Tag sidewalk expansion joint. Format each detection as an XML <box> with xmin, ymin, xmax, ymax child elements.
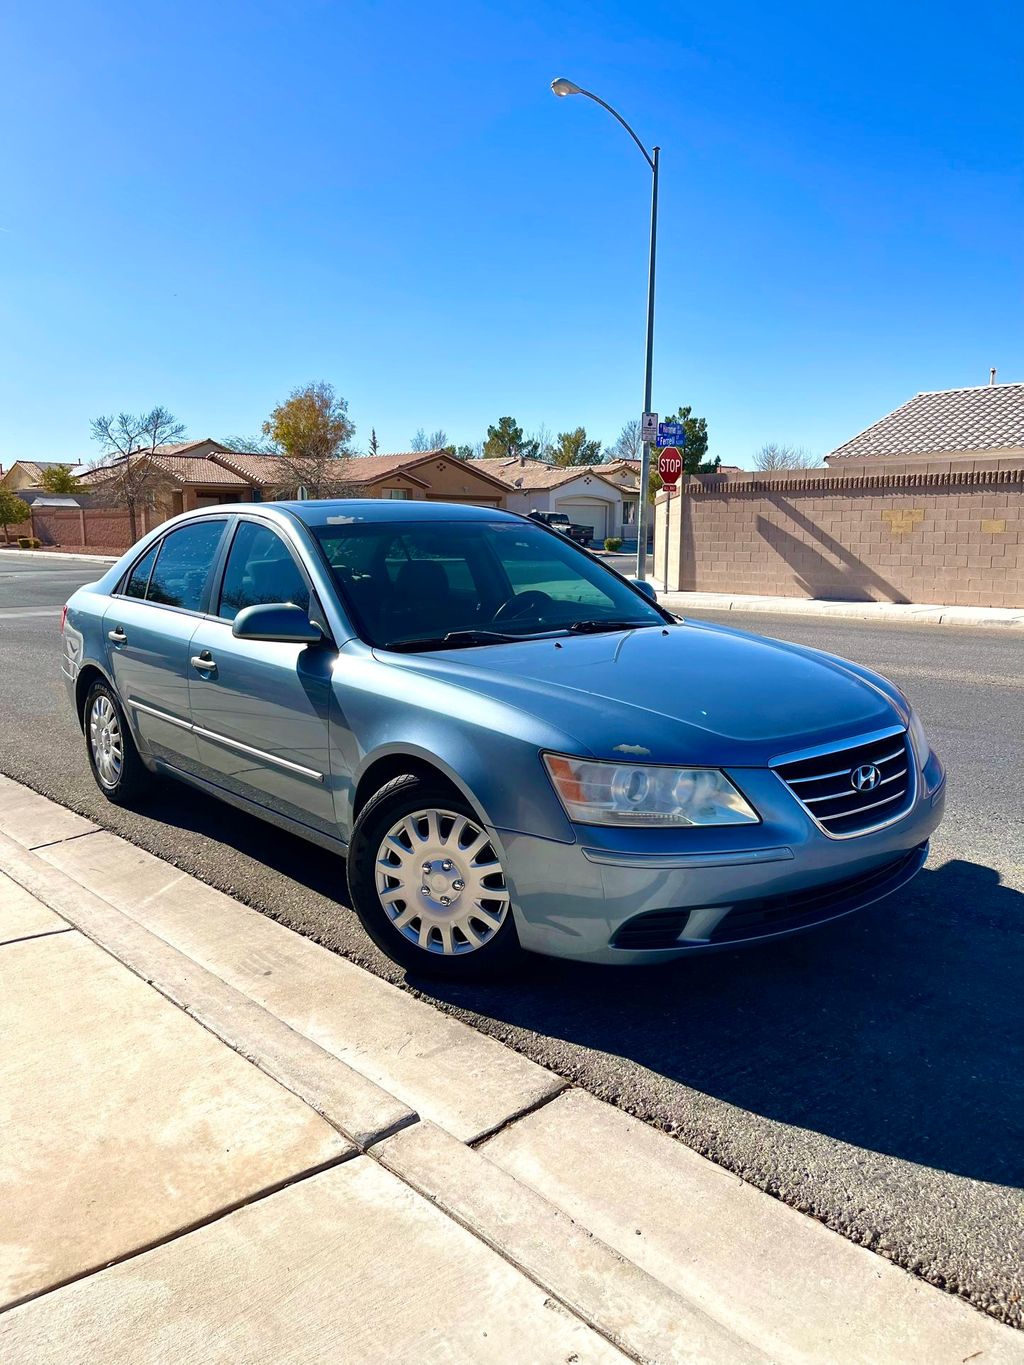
<box><xmin>0</xmin><ymin>926</ymin><xmax>74</xmax><ymax>949</ymax></box>
<box><xmin>0</xmin><ymin>1150</ymin><xmax>356</xmax><ymax>1319</ymax></box>
<box><xmin>467</xmin><ymin>1084</ymin><xmax>570</xmax><ymax>1148</ymax></box>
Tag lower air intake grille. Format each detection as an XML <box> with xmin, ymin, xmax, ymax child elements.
<box><xmin>772</xmin><ymin>728</ymin><xmax>914</xmax><ymax>837</ymax></box>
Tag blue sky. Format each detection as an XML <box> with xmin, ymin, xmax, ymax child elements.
<box><xmin>2</xmin><ymin>0</ymin><xmax>1021</xmax><ymax>467</ymax></box>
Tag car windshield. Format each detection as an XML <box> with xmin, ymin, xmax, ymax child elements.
<box><xmin>311</xmin><ymin>519</ymin><xmax>667</xmax><ymax>650</ymax></box>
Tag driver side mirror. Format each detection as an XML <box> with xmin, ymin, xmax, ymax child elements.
<box><xmin>631</xmin><ymin>578</ymin><xmax>658</xmax><ymax>603</ymax></box>
<box><xmin>232</xmin><ymin>602</ymin><xmax>323</xmax><ymax>645</ymax></box>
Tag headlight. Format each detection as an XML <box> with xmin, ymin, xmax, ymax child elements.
<box><xmin>543</xmin><ymin>754</ymin><xmax>759</xmax><ymax>827</ymax></box>
<box><xmin>907</xmin><ymin>707</ymin><xmax>930</xmax><ymax>768</ymax></box>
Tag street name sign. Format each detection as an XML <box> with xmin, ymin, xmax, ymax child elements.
<box><xmin>657</xmin><ymin>421</ymin><xmax>686</xmax><ymax>448</ymax></box>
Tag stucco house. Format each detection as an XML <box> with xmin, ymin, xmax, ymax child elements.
<box><xmin>825</xmin><ymin>380</ymin><xmax>1024</xmax><ymax>465</ymax></box>
<box><xmin>1</xmin><ymin>459</ymin><xmax>87</xmax><ymax>492</ymax></box>
<box><xmin>472</xmin><ymin>457</ymin><xmax>640</xmax><ymax>541</ymax></box>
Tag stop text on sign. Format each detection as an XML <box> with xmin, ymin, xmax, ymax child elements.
<box><xmin>658</xmin><ymin>447</ymin><xmax>682</xmax><ymax>486</ymax></box>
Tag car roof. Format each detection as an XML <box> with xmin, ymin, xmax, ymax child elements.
<box><xmin>270</xmin><ymin>499</ymin><xmax>522</xmax><ymax>528</ymax></box>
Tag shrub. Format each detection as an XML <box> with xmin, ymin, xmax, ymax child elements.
<box><xmin>603</xmin><ymin>536</ymin><xmax>623</xmax><ymax>553</ymax></box>
<box><xmin>17</xmin><ymin>537</ymin><xmax>42</xmax><ymax>549</ymax></box>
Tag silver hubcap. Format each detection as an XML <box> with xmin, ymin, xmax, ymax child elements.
<box><xmin>375</xmin><ymin>808</ymin><xmax>510</xmax><ymax>955</ymax></box>
<box><xmin>89</xmin><ymin>695</ymin><xmax>123</xmax><ymax>788</ymax></box>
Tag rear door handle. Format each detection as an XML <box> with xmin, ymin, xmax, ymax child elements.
<box><xmin>190</xmin><ymin>650</ymin><xmax>217</xmax><ymax>674</ymax></box>
<box><xmin>108</xmin><ymin>627</ymin><xmax>127</xmax><ymax>644</ymax></box>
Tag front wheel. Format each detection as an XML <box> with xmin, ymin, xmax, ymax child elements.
<box><xmin>84</xmin><ymin>679</ymin><xmax>151</xmax><ymax>805</ymax></box>
<box><xmin>346</xmin><ymin>774</ymin><xmax>522</xmax><ymax>978</ymax></box>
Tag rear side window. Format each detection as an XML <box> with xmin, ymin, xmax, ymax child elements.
<box><xmin>218</xmin><ymin>521</ymin><xmax>310</xmax><ymax>622</ymax></box>
<box><xmin>123</xmin><ymin>543</ymin><xmax>159</xmax><ymax>599</ymax></box>
<box><xmin>146</xmin><ymin>521</ymin><xmax>227</xmax><ymax>612</ymax></box>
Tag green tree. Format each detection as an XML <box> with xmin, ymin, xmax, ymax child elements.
<box><xmin>262</xmin><ymin>381</ymin><xmax>355</xmax><ymax>497</ymax></box>
<box><xmin>368</xmin><ymin>428</ymin><xmax>380</xmax><ymax>458</ymax></box>
<box><xmin>40</xmin><ymin>463</ymin><xmax>81</xmax><ymax>494</ymax></box>
<box><xmin>0</xmin><ymin>487</ymin><xmax>30</xmax><ymax>543</ymax></box>
<box><xmin>483</xmin><ymin>416</ymin><xmax>526</xmax><ymax>460</ymax></box>
<box><xmin>90</xmin><ymin>406</ymin><xmax>187</xmax><ymax>541</ymax></box>
<box><xmin>552</xmin><ymin>426</ymin><xmax>603</xmax><ymax>467</ymax></box>
<box><xmin>221</xmin><ymin>434</ymin><xmax>280</xmax><ymax>454</ymax></box>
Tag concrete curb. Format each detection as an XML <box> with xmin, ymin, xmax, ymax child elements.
<box><xmin>0</xmin><ymin>831</ymin><xmax>416</xmax><ymax>1151</ymax></box>
<box><xmin>374</xmin><ymin>1120</ymin><xmax>766</xmax><ymax>1364</ymax></box>
<box><xmin>0</xmin><ymin>547</ymin><xmax>118</xmax><ymax>565</ymax></box>
<box><xmin>652</xmin><ymin>585</ymin><xmax>1024</xmax><ymax>627</ymax></box>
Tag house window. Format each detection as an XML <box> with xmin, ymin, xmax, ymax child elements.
<box><xmin>380</xmin><ymin>488</ymin><xmax>411</xmax><ymax>500</ymax></box>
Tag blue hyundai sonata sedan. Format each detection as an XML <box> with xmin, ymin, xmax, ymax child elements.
<box><xmin>62</xmin><ymin>500</ymin><xmax>945</xmax><ymax>977</ymax></box>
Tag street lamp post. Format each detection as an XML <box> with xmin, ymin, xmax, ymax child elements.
<box><xmin>551</xmin><ymin>77</ymin><xmax>660</xmax><ymax>581</ymax></box>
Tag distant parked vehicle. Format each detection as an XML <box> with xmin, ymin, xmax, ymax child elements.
<box><xmin>526</xmin><ymin>509</ymin><xmax>594</xmax><ymax>547</ymax></box>
<box><xmin>62</xmin><ymin>500</ymin><xmax>944</xmax><ymax>979</ymax></box>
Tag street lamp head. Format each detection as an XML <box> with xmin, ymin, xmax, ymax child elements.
<box><xmin>551</xmin><ymin>77</ymin><xmax>583</xmax><ymax>97</ymax></box>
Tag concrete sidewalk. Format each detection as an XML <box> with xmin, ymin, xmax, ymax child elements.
<box><xmin>651</xmin><ymin>584</ymin><xmax>1024</xmax><ymax>627</ymax></box>
<box><xmin>0</xmin><ymin>775</ymin><xmax>1021</xmax><ymax>1363</ymax></box>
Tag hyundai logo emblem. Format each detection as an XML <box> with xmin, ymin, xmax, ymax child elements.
<box><xmin>850</xmin><ymin>763</ymin><xmax>881</xmax><ymax>792</ymax></box>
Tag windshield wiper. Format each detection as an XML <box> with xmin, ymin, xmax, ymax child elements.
<box><xmin>565</xmin><ymin>618</ymin><xmax>660</xmax><ymax>635</ymax></box>
<box><xmin>384</xmin><ymin>629</ymin><xmax>530</xmax><ymax>653</ymax></box>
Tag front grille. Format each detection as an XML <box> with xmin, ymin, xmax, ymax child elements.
<box><xmin>772</xmin><ymin>728</ymin><xmax>914</xmax><ymax>837</ymax></box>
<box><xmin>610</xmin><ymin>844</ymin><xmax>925</xmax><ymax>950</ymax></box>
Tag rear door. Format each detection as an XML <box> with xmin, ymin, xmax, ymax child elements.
<box><xmin>186</xmin><ymin>517</ymin><xmax>336</xmax><ymax>834</ymax></box>
<box><xmin>104</xmin><ymin>518</ymin><xmax>229</xmax><ymax>769</ymax></box>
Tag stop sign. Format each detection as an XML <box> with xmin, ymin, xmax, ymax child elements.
<box><xmin>658</xmin><ymin>447</ymin><xmax>682</xmax><ymax>486</ymax></box>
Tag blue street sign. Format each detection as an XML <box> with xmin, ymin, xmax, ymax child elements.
<box><xmin>657</xmin><ymin>422</ymin><xmax>687</xmax><ymax>448</ymax></box>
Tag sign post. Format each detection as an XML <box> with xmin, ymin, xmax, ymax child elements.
<box><xmin>657</xmin><ymin>447</ymin><xmax>683</xmax><ymax>590</ymax></box>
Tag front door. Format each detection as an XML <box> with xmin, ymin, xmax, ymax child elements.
<box><xmin>186</xmin><ymin>518</ymin><xmax>336</xmax><ymax>834</ymax></box>
<box><xmin>104</xmin><ymin>519</ymin><xmax>229</xmax><ymax>768</ymax></box>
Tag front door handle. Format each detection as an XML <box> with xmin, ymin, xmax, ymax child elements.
<box><xmin>190</xmin><ymin>650</ymin><xmax>217</xmax><ymax>675</ymax></box>
<box><xmin>108</xmin><ymin>627</ymin><xmax>127</xmax><ymax>644</ymax></box>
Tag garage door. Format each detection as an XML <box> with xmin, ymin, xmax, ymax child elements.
<box><xmin>556</xmin><ymin>501</ymin><xmax>609</xmax><ymax>539</ymax></box>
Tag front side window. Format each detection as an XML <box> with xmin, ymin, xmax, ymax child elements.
<box><xmin>313</xmin><ymin>519</ymin><xmax>665</xmax><ymax>649</ymax></box>
<box><xmin>146</xmin><ymin>520</ymin><xmax>227</xmax><ymax>612</ymax></box>
<box><xmin>218</xmin><ymin>520</ymin><xmax>310</xmax><ymax>622</ymax></box>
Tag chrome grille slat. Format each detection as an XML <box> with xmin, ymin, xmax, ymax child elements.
<box><xmin>803</xmin><ymin>766</ymin><xmax>907</xmax><ymax>803</ymax></box>
<box><xmin>772</xmin><ymin>729</ymin><xmax>915</xmax><ymax>839</ymax></box>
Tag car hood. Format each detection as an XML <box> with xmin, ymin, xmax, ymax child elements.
<box><xmin>377</xmin><ymin>621</ymin><xmax>906</xmax><ymax>767</ymax></box>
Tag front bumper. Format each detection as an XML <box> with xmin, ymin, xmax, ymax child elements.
<box><xmin>496</xmin><ymin>750</ymin><xmax>946</xmax><ymax>964</ymax></box>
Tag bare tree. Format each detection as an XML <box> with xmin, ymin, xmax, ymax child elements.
<box><xmin>410</xmin><ymin>427</ymin><xmax>449</xmax><ymax>452</ymax></box>
<box><xmin>753</xmin><ymin>442</ymin><xmax>819</xmax><ymax>471</ymax></box>
<box><xmin>606</xmin><ymin>419</ymin><xmax>642</xmax><ymax>463</ymax></box>
<box><xmin>89</xmin><ymin>406</ymin><xmax>186</xmax><ymax>540</ymax></box>
<box><xmin>262</xmin><ymin>382</ymin><xmax>355</xmax><ymax>498</ymax></box>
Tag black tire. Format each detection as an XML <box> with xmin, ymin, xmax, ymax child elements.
<box><xmin>347</xmin><ymin>773</ymin><xmax>523</xmax><ymax>979</ymax></box>
<box><xmin>83</xmin><ymin>679</ymin><xmax>151</xmax><ymax>806</ymax></box>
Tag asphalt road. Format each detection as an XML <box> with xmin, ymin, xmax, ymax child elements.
<box><xmin>2</xmin><ymin>551</ymin><xmax>1022</xmax><ymax>1328</ymax></box>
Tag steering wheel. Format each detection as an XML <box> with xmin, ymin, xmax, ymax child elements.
<box><xmin>492</xmin><ymin>589</ymin><xmax>553</xmax><ymax>624</ymax></box>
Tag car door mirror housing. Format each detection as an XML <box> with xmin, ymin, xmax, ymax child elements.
<box><xmin>231</xmin><ymin>602</ymin><xmax>323</xmax><ymax>644</ymax></box>
<box><xmin>631</xmin><ymin>578</ymin><xmax>658</xmax><ymax>603</ymax></box>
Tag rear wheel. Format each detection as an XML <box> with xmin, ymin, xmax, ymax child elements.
<box><xmin>84</xmin><ymin>679</ymin><xmax>150</xmax><ymax>805</ymax></box>
<box><xmin>347</xmin><ymin>774</ymin><xmax>522</xmax><ymax>978</ymax></box>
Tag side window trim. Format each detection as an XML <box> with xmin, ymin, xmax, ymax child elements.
<box><xmin>113</xmin><ymin>517</ymin><xmax>229</xmax><ymax>618</ymax></box>
<box><xmin>116</xmin><ymin>537</ymin><xmax>163</xmax><ymax>598</ymax></box>
<box><xmin>214</xmin><ymin>515</ymin><xmax>316</xmax><ymax>622</ymax></box>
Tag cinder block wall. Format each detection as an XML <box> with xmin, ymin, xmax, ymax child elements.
<box><xmin>653</xmin><ymin>459</ymin><xmax>1024</xmax><ymax>608</ymax></box>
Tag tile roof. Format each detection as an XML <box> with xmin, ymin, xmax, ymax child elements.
<box><xmin>470</xmin><ymin>458</ymin><xmax>628</xmax><ymax>492</ymax></box>
<box><xmin>80</xmin><ymin>453</ymin><xmax>250</xmax><ymax>487</ymax></box>
<box><xmin>340</xmin><ymin>450</ymin><xmax>513</xmax><ymax>491</ymax></box>
<box><xmin>5</xmin><ymin>460</ymin><xmax>87</xmax><ymax>481</ymax></box>
<box><xmin>828</xmin><ymin>382</ymin><xmax>1024</xmax><ymax>460</ymax></box>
